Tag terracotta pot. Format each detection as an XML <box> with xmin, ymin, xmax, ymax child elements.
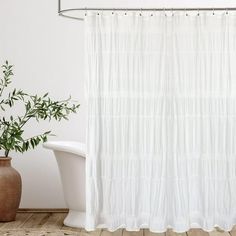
<box><xmin>0</xmin><ymin>157</ymin><xmax>22</xmax><ymax>222</ymax></box>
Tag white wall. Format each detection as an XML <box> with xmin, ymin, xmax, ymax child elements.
<box><xmin>0</xmin><ymin>0</ymin><xmax>235</xmax><ymax>208</ymax></box>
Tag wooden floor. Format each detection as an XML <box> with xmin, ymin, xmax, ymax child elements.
<box><xmin>0</xmin><ymin>213</ymin><xmax>236</xmax><ymax>236</ymax></box>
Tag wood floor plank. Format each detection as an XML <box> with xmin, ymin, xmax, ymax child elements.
<box><xmin>187</xmin><ymin>229</ymin><xmax>209</xmax><ymax>236</ymax></box>
<box><xmin>0</xmin><ymin>213</ymin><xmax>33</xmax><ymax>229</ymax></box>
<box><xmin>166</xmin><ymin>229</ymin><xmax>187</xmax><ymax>236</ymax></box>
<box><xmin>40</xmin><ymin>212</ymin><xmax>67</xmax><ymax>229</ymax></box>
<box><xmin>144</xmin><ymin>229</ymin><xmax>165</xmax><ymax>236</ymax></box>
<box><xmin>20</xmin><ymin>213</ymin><xmax>51</xmax><ymax>228</ymax></box>
<box><xmin>229</xmin><ymin>225</ymin><xmax>236</xmax><ymax>236</ymax></box>
<box><xmin>209</xmin><ymin>229</ymin><xmax>230</xmax><ymax>236</ymax></box>
<box><xmin>123</xmin><ymin>229</ymin><xmax>144</xmax><ymax>236</ymax></box>
<box><xmin>101</xmin><ymin>229</ymin><xmax>123</xmax><ymax>236</ymax></box>
<box><xmin>61</xmin><ymin>225</ymin><xmax>82</xmax><ymax>232</ymax></box>
<box><xmin>81</xmin><ymin>228</ymin><xmax>103</xmax><ymax>236</ymax></box>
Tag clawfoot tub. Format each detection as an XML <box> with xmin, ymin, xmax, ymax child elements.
<box><xmin>43</xmin><ymin>141</ymin><xmax>86</xmax><ymax>228</ymax></box>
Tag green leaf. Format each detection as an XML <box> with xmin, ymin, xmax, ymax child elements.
<box><xmin>0</xmin><ymin>60</ymin><xmax>80</xmax><ymax>156</ymax></box>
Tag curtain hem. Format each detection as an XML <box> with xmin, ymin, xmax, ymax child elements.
<box><xmin>85</xmin><ymin>213</ymin><xmax>236</xmax><ymax>233</ymax></box>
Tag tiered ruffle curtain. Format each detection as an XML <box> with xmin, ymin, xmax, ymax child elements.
<box><xmin>85</xmin><ymin>11</ymin><xmax>236</xmax><ymax>232</ymax></box>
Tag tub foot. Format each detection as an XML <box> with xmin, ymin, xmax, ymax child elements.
<box><xmin>63</xmin><ymin>210</ymin><xmax>85</xmax><ymax>228</ymax></box>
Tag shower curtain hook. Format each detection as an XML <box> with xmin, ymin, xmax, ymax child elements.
<box><xmin>197</xmin><ymin>8</ymin><xmax>200</xmax><ymax>16</ymax></box>
<box><xmin>172</xmin><ymin>8</ymin><xmax>174</xmax><ymax>16</ymax></box>
<box><xmin>185</xmin><ymin>8</ymin><xmax>188</xmax><ymax>16</ymax></box>
<box><xmin>163</xmin><ymin>7</ymin><xmax>166</xmax><ymax>16</ymax></box>
<box><xmin>140</xmin><ymin>8</ymin><xmax>142</xmax><ymax>16</ymax></box>
<box><xmin>212</xmin><ymin>8</ymin><xmax>215</xmax><ymax>15</ymax></box>
<box><xmin>85</xmin><ymin>7</ymin><xmax>87</xmax><ymax>16</ymax></box>
<box><xmin>226</xmin><ymin>8</ymin><xmax>228</xmax><ymax>15</ymax></box>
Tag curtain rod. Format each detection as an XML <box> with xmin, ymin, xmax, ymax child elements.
<box><xmin>58</xmin><ymin>0</ymin><xmax>236</xmax><ymax>21</ymax></box>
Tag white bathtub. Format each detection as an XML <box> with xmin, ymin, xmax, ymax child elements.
<box><xmin>43</xmin><ymin>141</ymin><xmax>86</xmax><ymax>228</ymax></box>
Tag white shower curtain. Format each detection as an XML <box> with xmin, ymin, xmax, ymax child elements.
<box><xmin>85</xmin><ymin>11</ymin><xmax>236</xmax><ymax>232</ymax></box>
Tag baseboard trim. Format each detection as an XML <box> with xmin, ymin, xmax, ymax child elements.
<box><xmin>18</xmin><ymin>208</ymin><xmax>69</xmax><ymax>213</ymax></box>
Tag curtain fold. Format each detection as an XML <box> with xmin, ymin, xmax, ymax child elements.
<box><xmin>85</xmin><ymin>11</ymin><xmax>236</xmax><ymax>232</ymax></box>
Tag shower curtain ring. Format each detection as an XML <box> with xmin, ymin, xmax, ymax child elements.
<box><xmin>185</xmin><ymin>8</ymin><xmax>188</xmax><ymax>16</ymax></box>
<box><xmin>140</xmin><ymin>8</ymin><xmax>142</xmax><ymax>16</ymax></box>
<box><xmin>163</xmin><ymin>7</ymin><xmax>166</xmax><ymax>16</ymax></box>
<box><xmin>212</xmin><ymin>8</ymin><xmax>215</xmax><ymax>15</ymax></box>
<box><xmin>226</xmin><ymin>8</ymin><xmax>228</xmax><ymax>14</ymax></box>
<box><xmin>85</xmin><ymin>7</ymin><xmax>87</xmax><ymax>16</ymax></box>
<box><xmin>197</xmin><ymin>8</ymin><xmax>200</xmax><ymax>16</ymax></box>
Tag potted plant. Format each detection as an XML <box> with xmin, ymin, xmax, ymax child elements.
<box><xmin>0</xmin><ymin>61</ymin><xmax>80</xmax><ymax>221</ymax></box>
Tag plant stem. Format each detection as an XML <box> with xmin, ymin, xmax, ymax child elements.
<box><xmin>4</xmin><ymin>150</ymin><xmax>9</xmax><ymax>157</ymax></box>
